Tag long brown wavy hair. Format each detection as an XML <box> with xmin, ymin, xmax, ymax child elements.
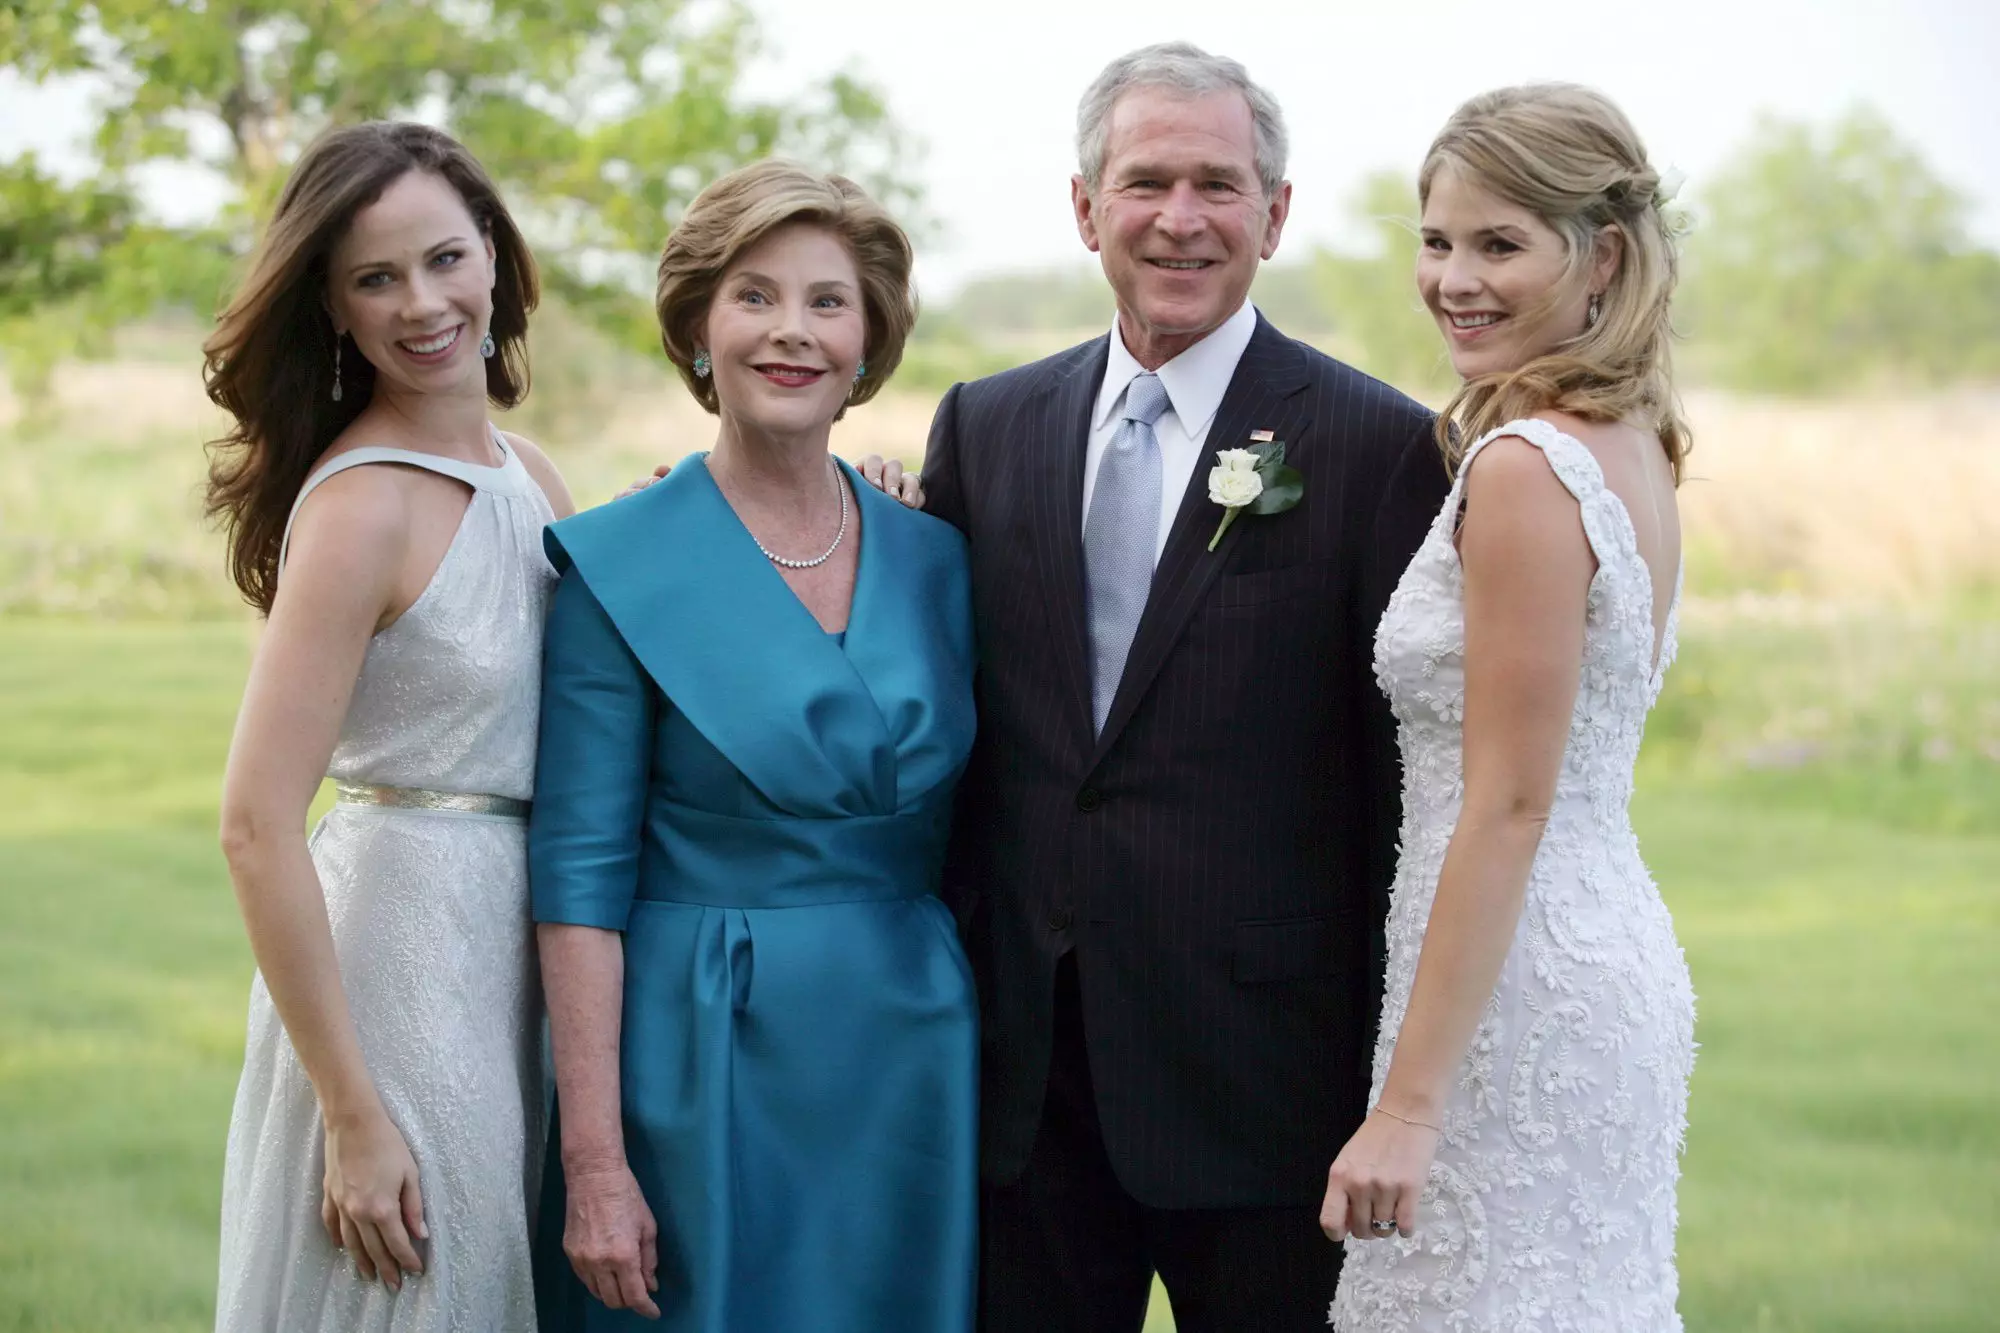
<box><xmin>1421</xmin><ymin>85</ymin><xmax>1690</xmax><ymax>482</ymax></box>
<box><xmin>202</xmin><ymin>122</ymin><xmax>539</xmax><ymax>614</ymax></box>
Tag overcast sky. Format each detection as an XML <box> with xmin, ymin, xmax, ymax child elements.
<box><xmin>3</xmin><ymin>0</ymin><xmax>1994</xmax><ymax>294</ymax></box>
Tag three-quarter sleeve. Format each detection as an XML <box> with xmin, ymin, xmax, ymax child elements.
<box><xmin>529</xmin><ymin>569</ymin><xmax>655</xmax><ymax>931</ymax></box>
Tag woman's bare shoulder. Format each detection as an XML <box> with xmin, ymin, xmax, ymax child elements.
<box><xmin>499</xmin><ymin>429</ymin><xmax>576</xmax><ymax>517</ymax></box>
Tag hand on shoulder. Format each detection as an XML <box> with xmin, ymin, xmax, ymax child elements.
<box><xmin>855</xmin><ymin>454</ymin><xmax>925</xmax><ymax>510</ymax></box>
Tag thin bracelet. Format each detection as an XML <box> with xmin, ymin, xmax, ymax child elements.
<box><xmin>1373</xmin><ymin>1104</ymin><xmax>1442</xmax><ymax>1133</ymax></box>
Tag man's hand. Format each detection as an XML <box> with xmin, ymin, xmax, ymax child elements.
<box><xmin>857</xmin><ymin>455</ymin><xmax>925</xmax><ymax>510</ymax></box>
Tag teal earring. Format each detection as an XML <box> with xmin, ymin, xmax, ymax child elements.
<box><xmin>693</xmin><ymin>350</ymin><xmax>711</xmax><ymax>379</ymax></box>
<box><xmin>853</xmin><ymin>360</ymin><xmax>866</xmax><ymax>382</ymax></box>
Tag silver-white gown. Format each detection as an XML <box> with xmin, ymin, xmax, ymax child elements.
<box><xmin>216</xmin><ymin>433</ymin><xmax>553</xmax><ymax>1333</ymax></box>
<box><xmin>1333</xmin><ymin>418</ymin><xmax>1697</xmax><ymax>1332</ymax></box>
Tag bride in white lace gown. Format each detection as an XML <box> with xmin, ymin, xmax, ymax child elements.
<box><xmin>1326</xmin><ymin>87</ymin><xmax>1696</xmax><ymax>1332</ymax></box>
<box><xmin>204</xmin><ymin>125</ymin><xmax>571</xmax><ymax>1332</ymax></box>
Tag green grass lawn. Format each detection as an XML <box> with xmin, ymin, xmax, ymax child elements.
<box><xmin>2</xmin><ymin>618</ymin><xmax>1997</xmax><ymax>1332</ymax></box>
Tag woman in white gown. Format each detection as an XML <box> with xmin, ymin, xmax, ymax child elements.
<box><xmin>203</xmin><ymin>122</ymin><xmax>572</xmax><ymax>1331</ymax></box>
<box><xmin>1326</xmin><ymin>85</ymin><xmax>1697</xmax><ymax>1331</ymax></box>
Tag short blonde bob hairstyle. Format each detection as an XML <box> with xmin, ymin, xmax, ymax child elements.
<box><xmin>655</xmin><ymin>159</ymin><xmax>917</xmax><ymax>416</ymax></box>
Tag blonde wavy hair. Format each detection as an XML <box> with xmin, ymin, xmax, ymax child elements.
<box><xmin>1421</xmin><ymin>84</ymin><xmax>1690</xmax><ymax>482</ymax></box>
<box><xmin>654</xmin><ymin>159</ymin><xmax>916</xmax><ymax>419</ymax></box>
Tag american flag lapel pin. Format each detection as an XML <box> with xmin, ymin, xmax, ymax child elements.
<box><xmin>1249</xmin><ymin>429</ymin><xmax>1275</xmax><ymax>442</ymax></box>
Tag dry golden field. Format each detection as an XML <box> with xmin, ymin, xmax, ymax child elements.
<box><xmin>4</xmin><ymin>338</ymin><xmax>1998</xmax><ymax>617</ymax></box>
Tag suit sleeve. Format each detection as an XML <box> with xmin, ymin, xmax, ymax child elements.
<box><xmin>528</xmin><ymin>569</ymin><xmax>656</xmax><ymax>931</ymax></box>
<box><xmin>920</xmin><ymin>381</ymin><xmax>970</xmax><ymax>535</ymax></box>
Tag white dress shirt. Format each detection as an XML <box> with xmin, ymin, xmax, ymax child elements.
<box><xmin>1081</xmin><ymin>300</ymin><xmax>1259</xmax><ymax>566</ymax></box>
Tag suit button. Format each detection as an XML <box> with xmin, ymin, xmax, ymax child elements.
<box><xmin>1075</xmin><ymin>787</ymin><xmax>1102</xmax><ymax>813</ymax></box>
<box><xmin>1048</xmin><ymin>905</ymin><xmax>1075</xmax><ymax>931</ymax></box>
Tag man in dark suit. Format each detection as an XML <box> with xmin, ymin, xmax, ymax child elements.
<box><xmin>910</xmin><ymin>41</ymin><xmax>1452</xmax><ymax>1333</ymax></box>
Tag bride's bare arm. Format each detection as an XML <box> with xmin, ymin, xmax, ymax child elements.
<box><xmin>1323</xmin><ymin>436</ymin><xmax>1594</xmax><ymax>1241</ymax></box>
<box><xmin>217</xmin><ymin>467</ymin><xmax>427</xmax><ymax>1286</ymax></box>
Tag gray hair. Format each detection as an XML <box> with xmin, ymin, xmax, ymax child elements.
<box><xmin>1076</xmin><ymin>42</ymin><xmax>1289</xmax><ymax>199</ymax></box>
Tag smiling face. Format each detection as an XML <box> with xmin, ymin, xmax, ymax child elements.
<box><xmin>326</xmin><ymin>170</ymin><xmax>496</xmax><ymax>400</ymax></box>
<box><xmin>699</xmin><ymin>221</ymin><xmax>866</xmax><ymax>442</ymax></box>
<box><xmin>1074</xmin><ymin>86</ymin><xmax>1290</xmax><ymax>368</ymax></box>
<box><xmin>1417</xmin><ymin>164</ymin><xmax>1616</xmax><ymax>381</ymax></box>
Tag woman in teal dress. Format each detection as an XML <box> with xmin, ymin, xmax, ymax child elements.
<box><xmin>529</xmin><ymin>161</ymin><xmax>975</xmax><ymax>1331</ymax></box>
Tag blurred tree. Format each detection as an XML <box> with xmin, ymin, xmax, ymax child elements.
<box><xmin>0</xmin><ymin>155</ymin><xmax>234</xmax><ymax>401</ymax></box>
<box><xmin>1311</xmin><ymin>170</ymin><xmax>1452</xmax><ymax>397</ymax></box>
<box><xmin>1681</xmin><ymin>108</ymin><xmax>2000</xmax><ymax>392</ymax></box>
<box><xmin>0</xmin><ymin>0</ymin><xmax>917</xmax><ymax>394</ymax></box>
<box><xmin>0</xmin><ymin>157</ymin><xmax>133</xmax><ymax>325</ymax></box>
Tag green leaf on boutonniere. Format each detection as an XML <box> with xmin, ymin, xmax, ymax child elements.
<box><xmin>1250</xmin><ymin>462</ymin><xmax>1304</xmax><ymax>515</ymax></box>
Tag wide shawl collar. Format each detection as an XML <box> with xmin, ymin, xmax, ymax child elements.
<box><xmin>1021</xmin><ymin>315</ymin><xmax>1316</xmax><ymax>768</ymax></box>
<box><xmin>543</xmin><ymin>455</ymin><xmax>973</xmax><ymax>818</ymax></box>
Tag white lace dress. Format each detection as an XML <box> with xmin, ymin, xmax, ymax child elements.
<box><xmin>215</xmin><ymin>435</ymin><xmax>554</xmax><ymax>1333</ymax></box>
<box><xmin>1331</xmin><ymin>419</ymin><xmax>1697</xmax><ymax>1333</ymax></box>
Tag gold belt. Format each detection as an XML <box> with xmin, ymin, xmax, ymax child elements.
<box><xmin>333</xmin><ymin>781</ymin><xmax>530</xmax><ymax>821</ymax></box>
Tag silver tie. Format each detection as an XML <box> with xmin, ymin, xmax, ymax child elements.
<box><xmin>1083</xmin><ymin>371</ymin><xmax>1171</xmax><ymax>733</ymax></box>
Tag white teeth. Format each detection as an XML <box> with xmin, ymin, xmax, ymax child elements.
<box><xmin>1155</xmin><ymin>260</ymin><xmax>1208</xmax><ymax>269</ymax></box>
<box><xmin>403</xmin><ymin>329</ymin><xmax>459</xmax><ymax>354</ymax></box>
<box><xmin>1450</xmin><ymin>313</ymin><xmax>1502</xmax><ymax>329</ymax></box>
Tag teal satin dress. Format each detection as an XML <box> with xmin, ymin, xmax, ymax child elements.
<box><xmin>528</xmin><ymin>456</ymin><xmax>978</xmax><ymax>1332</ymax></box>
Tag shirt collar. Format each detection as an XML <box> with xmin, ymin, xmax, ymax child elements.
<box><xmin>1092</xmin><ymin>300</ymin><xmax>1259</xmax><ymax>434</ymax></box>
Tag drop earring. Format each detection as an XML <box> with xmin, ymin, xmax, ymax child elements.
<box><xmin>479</xmin><ymin>331</ymin><xmax>496</xmax><ymax>358</ymax></box>
<box><xmin>853</xmin><ymin>359</ymin><xmax>866</xmax><ymax>382</ymax></box>
<box><xmin>1586</xmin><ymin>293</ymin><xmax>1603</xmax><ymax>329</ymax></box>
<box><xmin>331</xmin><ymin>334</ymin><xmax>343</xmax><ymax>403</ymax></box>
<box><xmin>693</xmin><ymin>350</ymin><xmax>711</xmax><ymax>378</ymax></box>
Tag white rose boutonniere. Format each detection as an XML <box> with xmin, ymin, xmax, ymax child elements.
<box><xmin>1209</xmin><ymin>462</ymin><xmax>1264</xmax><ymax>510</ymax></box>
<box><xmin>1207</xmin><ymin>437</ymin><xmax>1304</xmax><ymax>550</ymax></box>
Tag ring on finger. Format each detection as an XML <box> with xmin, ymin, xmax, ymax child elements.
<box><xmin>1369</xmin><ymin>1217</ymin><xmax>1398</xmax><ymax>1236</ymax></box>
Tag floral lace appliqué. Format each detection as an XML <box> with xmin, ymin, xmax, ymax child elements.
<box><xmin>1332</xmin><ymin>418</ymin><xmax>1697</xmax><ymax>1333</ymax></box>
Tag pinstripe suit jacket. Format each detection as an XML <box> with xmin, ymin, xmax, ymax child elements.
<box><xmin>920</xmin><ymin>313</ymin><xmax>1450</xmax><ymax>1209</ymax></box>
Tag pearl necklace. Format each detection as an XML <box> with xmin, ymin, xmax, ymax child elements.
<box><xmin>753</xmin><ymin>462</ymin><xmax>848</xmax><ymax>570</ymax></box>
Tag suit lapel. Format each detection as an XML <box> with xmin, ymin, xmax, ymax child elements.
<box><xmin>1090</xmin><ymin>317</ymin><xmax>1314</xmax><ymax>763</ymax></box>
<box><xmin>1025</xmin><ymin>337</ymin><xmax>1109</xmax><ymax>753</ymax></box>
